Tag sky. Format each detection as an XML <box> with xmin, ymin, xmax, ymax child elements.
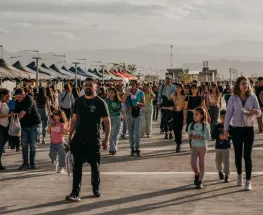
<box><xmin>1</xmin><ymin>0</ymin><xmax>263</xmax><ymax>52</ymax></box>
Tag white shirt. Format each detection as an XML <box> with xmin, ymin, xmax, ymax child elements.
<box><xmin>0</xmin><ymin>101</ymin><xmax>10</xmax><ymax>127</ymax></box>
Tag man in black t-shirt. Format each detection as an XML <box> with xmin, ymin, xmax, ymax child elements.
<box><xmin>66</xmin><ymin>78</ymin><xmax>111</xmax><ymax>202</ymax></box>
<box><xmin>256</xmin><ymin>77</ymin><xmax>263</xmax><ymax>133</ymax></box>
<box><xmin>14</xmin><ymin>88</ymin><xmax>41</xmax><ymax>170</ymax></box>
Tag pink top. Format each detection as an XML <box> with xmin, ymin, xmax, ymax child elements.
<box><xmin>50</xmin><ymin>122</ymin><xmax>65</xmax><ymax>144</ymax></box>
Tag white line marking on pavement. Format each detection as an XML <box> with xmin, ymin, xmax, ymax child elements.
<box><xmin>2</xmin><ymin>171</ymin><xmax>263</xmax><ymax>176</ymax></box>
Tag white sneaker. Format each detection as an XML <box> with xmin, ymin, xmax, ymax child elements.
<box><xmin>237</xmin><ymin>174</ymin><xmax>243</xmax><ymax>187</ymax></box>
<box><xmin>244</xmin><ymin>180</ymin><xmax>252</xmax><ymax>191</ymax></box>
<box><xmin>57</xmin><ymin>167</ymin><xmax>65</xmax><ymax>174</ymax></box>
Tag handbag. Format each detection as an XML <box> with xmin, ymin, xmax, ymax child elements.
<box><xmin>237</xmin><ymin>96</ymin><xmax>255</xmax><ymax>127</ymax></box>
<box><xmin>128</xmin><ymin>96</ymin><xmax>140</xmax><ymax>118</ymax></box>
<box><xmin>8</xmin><ymin>113</ymin><xmax>21</xmax><ymax>137</ymax></box>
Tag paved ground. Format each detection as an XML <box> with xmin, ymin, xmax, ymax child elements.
<box><xmin>1</xmin><ymin>120</ymin><xmax>263</xmax><ymax>214</ymax></box>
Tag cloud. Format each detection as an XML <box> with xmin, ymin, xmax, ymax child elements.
<box><xmin>53</xmin><ymin>32</ymin><xmax>75</xmax><ymax>40</ymax></box>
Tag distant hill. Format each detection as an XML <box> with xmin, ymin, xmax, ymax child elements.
<box><xmin>2</xmin><ymin>39</ymin><xmax>263</xmax><ymax>79</ymax></box>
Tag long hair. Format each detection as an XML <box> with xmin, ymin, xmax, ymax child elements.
<box><xmin>37</xmin><ymin>87</ymin><xmax>47</xmax><ymax>107</ymax></box>
<box><xmin>46</xmin><ymin>87</ymin><xmax>55</xmax><ymax>105</ymax></box>
<box><xmin>64</xmin><ymin>83</ymin><xmax>72</xmax><ymax>92</ymax></box>
<box><xmin>108</xmin><ymin>88</ymin><xmax>121</xmax><ymax>101</ymax></box>
<box><xmin>190</xmin><ymin>106</ymin><xmax>208</xmax><ymax>132</ymax></box>
<box><xmin>233</xmin><ymin>76</ymin><xmax>253</xmax><ymax>97</ymax></box>
<box><xmin>210</xmin><ymin>83</ymin><xmax>220</xmax><ymax>97</ymax></box>
<box><xmin>52</xmin><ymin>109</ymin><xmax>67</xmax><ymax>124</ymax></box>
<box><xmin>175</xmin><ymin>83</ymin><xmax>186</xmax><ymax>95</ymax></box>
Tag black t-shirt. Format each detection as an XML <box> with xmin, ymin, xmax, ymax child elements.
<box><xmin>15</xmin><ymin>95</ymin><xmax>41</xmax><ymax>127</ymax></box>
<box><xmin>185</xmin><ymin>96</ymin><xmax>204</xmax><ymax>110</ymax></box>
<box><xmin>211</xmin><ymin>123</ymin><xmax>231</xmax><ymax>149</ymax></box>
<box><xmin>255</xmin><ymin>86</ymin><xmax>263</xmax><ymax>107</ymax></box>
<box><xmin>73</xmin><ymin>96</ymin><xmax>109</xmax><ymax>145</ymax></box>
<box><xmin>218</xmin><ymin>85</ymin><xmax>223</xmax><ymax>93</ymax></box>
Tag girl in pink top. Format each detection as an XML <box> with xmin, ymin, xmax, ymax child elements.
<box><xmin>47</xmin><ymin>110</ymin><xmax>68</xmax><ymax>173</ymax></box>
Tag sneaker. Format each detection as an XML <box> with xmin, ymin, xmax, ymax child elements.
<box><xmin>141</xmin><ymin>134</ymin><xmax>145</xmax><ymax>138</ymax></box>
<box><xmin>194</xmin><ymin>175</ymin><xmax>199</xmax><ymax>185</ymax></box>
<box><xmin>165</xmin><ymin>133</ymin><xmax>168</xmax><ymax>139</ymax></box>
<box><xmin>237</xmin><ymin>174</ymin><xmax>243</xmax><ymax>187</ymax></box>
<box><xmin>196</xmin><ymin>181</ymin><xmax>204</xmax><ymax>189</ymax></box>
<box><xmin>130</xmin><ymin>149</ymin><xmax>135</xmax><ymax>156</ymax></box>
<box><xmin>93</xmin><ymin>189</ymin><xmax>102</xmax><ymax>198</ymax></box>
<box><xmin>111</xmin><ymin>151</ymin><xmax>116</xmax><ymax>155</ymax></box>
<box><xmin>121</xmin><ymin>135</ymin><xmax>126</xmax><ymax>139</ymax></box>
<box><xmin>160</xmin><ymin>129</ymin><xmax>164</xmax><ymax>133</ymax></box>
<box><xmin>57</xmin><ymin>167</ymin><xmax>65</xmax><ymax>174</ymax></box>
<box><xmin>244</xmin><ymin>180</ymin><xmax>252</xmax><ymax>191</ymax></box>
<box><xmin>18</xmin><ymin>163</ymin><xmax>29</xmax><ymax>171</ymax></box>
<box><xmin>169</xmin><ymin>133</ymin><xmax>173</xmax><ymax>139</ymax></box>
<box><xmin>41</xmin><ymin>139</ymin><xmax>46</xmax><ymax>144</ymax></box>
<box><xmin>224</xmin><ymin>176</ymin><xmax>230</xmax><ymax>183</ymax></box>
<box><xmin>29</xmin><ymin>164</ymin><xmax>37</xmax><ymax>170</ymax></box>
<box><xmin>146</xmin><ymin>135</ymin><xmax>151</xmax><ymax>138</ymax></box>
<box><xmin>219</xmin><ymin>172</ymin><xmax>224</xmax><ymax>180</ymax></box>
<box><xmin>176</xmin><ymin>145</ymin><xmax>181</xmax><ymax>153</ymax></box>
<box><xmin>65</xmin><ymin>194</ymin><xmax>81</xmax><ymax>202</ymax></box>
<box><xmin>135</xmin><ymin>149</ymin><xmax>141</xmax><ymax>157</ymax></box>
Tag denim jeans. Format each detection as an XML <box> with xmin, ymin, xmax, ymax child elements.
<box><xmin>153</xmin><ymin>105</ymin><xmax>158</xmax><ymax>121</ymax></box>
<box><xmin>0</xmin><ymin>125</ymin><xmax>8</xmax><ymax>162</ymax></box>
<box><xmin>38</xmin><ymin>109</ymin><xmax>49</xmax><ymax>138</ymax></box>
<box><xmin>49</xmin><ymin>143</ymin><xmax>66</xmax><ymax>167</ymax></box>
<box><xmin>21</xmin><ymin>124</ymin><xmax>40</xmax><ymax>165</ymax></box>
<box><xmin>127</xmin><ymin>112</ymin><xmax>142</xmax><ymax>149</ymax></box>
<box><xmin>110</xmin><ymin>116</ymin><xmax>121</xmax><ymax>152</ymax></box>
<box><xmin>121</xmin><ymin>117</ymin><xmax>127</xmax><ymax>136</ymax></box>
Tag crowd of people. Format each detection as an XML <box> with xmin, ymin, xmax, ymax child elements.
<box><xmin>0</xmin><ymin>75</ymin><xmax>262</xmax><ymax>202</ymax></box>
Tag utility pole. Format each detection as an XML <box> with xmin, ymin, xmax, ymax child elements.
<box><xmin>10</xmin><ymin>56</ymin><xmax>22</xmax><ymax>64</ymax></box>
<box><xmin>72</xmin><ymin>62</ymin><xmax>80</xmax><ymax>88</ymax></box>
<box><xmin>0</xmin><ymin>45</ymin><xmax>3</xmax><ymax>59</ymax></box>
<box><xmin>54</xmin><ymin>54</ymin><xmax>67</xmax><ymax>67</ymax></box>
<box><xmin>170</xmin><ymin>45</ymin><xmax>173</xmax><ymax>68</ymax></box>
<box><xmin>24</xmin><ymin>50</ymin><xmax>39</xmax><ymax>90</ymax></box>
<box><xmin>76</xmin><ymin>58</ymin><xmax>87</xmax><ymax>71</ymax></box>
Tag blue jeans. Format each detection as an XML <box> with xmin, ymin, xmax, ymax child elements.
<box><xmin>21</xmin><ymin>124</ymin><xmax>40</xmax><ymax>165</ymax></box>
<box><xmin>110</xmin><ymin>116</ymin><xmax>121</xmax><ymax>152</ymax></box>
<box><xmin>122</xmin><ymin>117</ymin><xmax>127</xmax><ymax>136</ymax></box>
<box><xmin>38</xmin><ymin>109</ymin><xmax>48</xmax><ymax>138</ymax></box>
<box><xmin>49</xmin><ymin>143</ymin><xmax>66</xmax><ymax>168</ymax></box>
<box><xmin>127</xmin><ymin>112</ymin><xmax>142</xmax><ymax>149</ymax></box>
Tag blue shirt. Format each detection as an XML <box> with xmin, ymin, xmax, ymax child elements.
<box><xmin>8</xmin><ymin>100</ymin><xmax>16</xmax><ymax>111</ymax></box>
<box><xmin>125</xmin><ymin>90</ymin><xmax>144</xmax><ymax>110</ymax></box>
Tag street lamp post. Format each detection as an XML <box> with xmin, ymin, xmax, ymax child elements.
<box><xmin>54</xmin><ymin>54</ymin><xmax>67</xmax><ymax>67</ymax></box>
<box><xmin>72</xmin><ymin>62</ymin><xmax>80</xmax><ymax>88</ymax></box>
<box><xmin>0</xmin><ymin>45</ymin><xmax>3</xmax><ymax>59</ymax></box>
<box><xmin>24</xmin><ymin>50</ymin><xmax>40</xmax><ymax>90</ymax></box>
<box><xmin>10</xmin><ymin>56</ymin><xmax>22</xmax><ymax>64</ymax></box>
<box><xmin>170</xmin><ymin>45</ymin><xmax>173</xmax><ymax>68</ymax></box>
<box><xmin>92</xmin><ymin>61</ymin><xmax>105</xmax><ymax>84</ymax></box>
<box><xmin>76</xmin><ymin>58</ymin><xmax>87</xmax><ymax>71</ymax></box>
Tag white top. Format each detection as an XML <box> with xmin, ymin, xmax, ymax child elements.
<box><xmin>0</xmin><ymin>101</ymin><xmax>10</xmax><ymax>127</ymax></box>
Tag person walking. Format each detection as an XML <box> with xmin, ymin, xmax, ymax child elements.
<box><xmin>14</xmin><ymin>88</ymin><xmax>41</xmax><ymax>170</ymax></box>
<box><xmin>0</xmin><ymin>89</ymin><xmax>14</xmax><ymax>170</ymax></box>
<box><xmin>59</xmin><ymin>84</ymin><xmax>75</xmax><ymax>120</ymax></box>
<box><xmin>207</xmin><ymin>83</ymin><xmax>221</xmax><ymax>138</ymax></box>
<box><xmin>157</xmin><ymin>75</ymin><xmax>176</xmax><ymax>133</ymax></box>
<box><xmin>122</xmin><ymin>80</ymin><xmax>145</xmax><ymax>156</ymax></box>
<box><xmin>255</xmin><ymin>77</ymin><xmax>263</xmax><ymax>133</ymax></box>
<box><xmin>35</xmin><ymin>87</ymin><xmax>50</xmax><ymax>144</ymax></box>
<box><xmin>188</xmin><ymin>107</ymin><xmax>210</xmax><ymax>189</ymax></box>
<box><xmin>152</xmin><ymin>85</ymin><xmax>159</xmax><ymax>121</ymax></box>
<box><xmin>66</xmin><ymin>78</ymin><xmax>111</xmax><ymax>202</ymax></box>
<box><xmin>224</xmin><ymin>76</ymin><xmax>261</xmax><ymax>191</ymax></box>
<box><xmin>141</xmin><ymin>85</ymin><xmax>155</xmax><ymax>138</ymax></box>
<box><xmin>105</xmin><ymin>88</ymin><xmax>127</xmax><ymax>155</ymax></box>
<box><xmin>170</xmin><ymin>83</ymin><xmax>186</xmax><ymax>152</ymax></box>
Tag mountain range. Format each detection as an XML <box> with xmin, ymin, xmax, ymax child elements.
<box><xmin>1</xmin><ymin>39</ymin><xmax>263</xmax><ymax>79</ymax></box>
